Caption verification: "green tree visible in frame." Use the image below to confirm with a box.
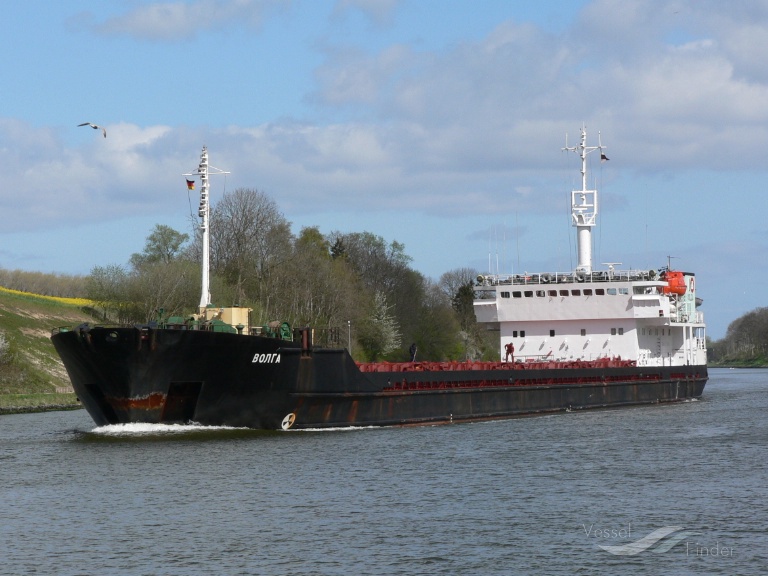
[268,227,363,334]
[295,226,330,258]
[130,224,189,267]
[330,237,347,260]
[88,224,200,324]
[409,278,462,361]
[711,306,768,364]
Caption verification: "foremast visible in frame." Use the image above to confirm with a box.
[563,126,607,274]
[184,147,229,311]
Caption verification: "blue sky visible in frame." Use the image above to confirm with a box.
[2,0,767,339]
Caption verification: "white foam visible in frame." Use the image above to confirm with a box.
[285,426,379,432]
[91,422,247,435]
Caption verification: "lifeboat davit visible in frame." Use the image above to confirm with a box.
[661,270,687,295]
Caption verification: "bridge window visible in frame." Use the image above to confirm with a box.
[513,291,522,298]
[571,289,581,296]
[501,291,510,298]
[596,289,605,295]
[583,289,593,296]
[559,289,569,296]
[607,288,617,295]
[550,329,556,337]
[524,291,533,297]
[536,290,546,297]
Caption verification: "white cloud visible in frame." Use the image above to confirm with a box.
[332,0,399,26]
[1,121,181,233]
[309,0,768,174]
[91,0,288,40]
[8,1,768,236]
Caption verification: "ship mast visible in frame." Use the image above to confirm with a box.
[563,126,606,274]
[183,147,229,311]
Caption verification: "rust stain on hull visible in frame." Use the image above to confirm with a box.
[108,393,167,411]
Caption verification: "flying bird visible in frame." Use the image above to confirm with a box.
[78,122,107,138]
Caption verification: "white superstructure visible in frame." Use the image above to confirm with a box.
[473,128,706,368]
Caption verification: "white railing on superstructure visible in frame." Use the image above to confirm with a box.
[476,268,660,286]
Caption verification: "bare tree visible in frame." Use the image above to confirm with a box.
[207,188,293,307]
[0,268,87,297]
[86,264,134,323]
[438,267,479,299]
[326,231,412,297]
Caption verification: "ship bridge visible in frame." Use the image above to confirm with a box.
[473,268,706,368]
[472,127,706,368]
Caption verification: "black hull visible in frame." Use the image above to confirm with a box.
[52,325,708,429]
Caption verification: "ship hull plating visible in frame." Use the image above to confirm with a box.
[52,325,708,429]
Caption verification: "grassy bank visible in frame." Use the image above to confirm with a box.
[0,286,96,413]
[0,393,81,414]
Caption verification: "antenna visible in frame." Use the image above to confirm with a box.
[183,146,230,310]
[666,255,678,271]
[515,210,520,273]
[488,227,492,274]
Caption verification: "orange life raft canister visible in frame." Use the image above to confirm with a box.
[661,270,687,295]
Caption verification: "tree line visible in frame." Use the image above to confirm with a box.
[3,190,767,365]
[82,187,497,362]
[708,307,768,365]
[0,269,87,297]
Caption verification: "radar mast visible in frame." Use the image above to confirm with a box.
[563,126,607,274]
[183,147,229,311]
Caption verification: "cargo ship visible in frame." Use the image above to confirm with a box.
[51,129,707,429]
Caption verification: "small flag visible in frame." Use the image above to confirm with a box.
[600,153,609,162]
[186,179,195,190]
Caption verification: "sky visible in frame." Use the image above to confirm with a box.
[2,0,768,339]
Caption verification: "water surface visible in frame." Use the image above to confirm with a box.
[1,368,765,575]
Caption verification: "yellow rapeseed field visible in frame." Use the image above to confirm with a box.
[0,285,94,307]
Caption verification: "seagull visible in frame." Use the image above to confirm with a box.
[78,122,107,138]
